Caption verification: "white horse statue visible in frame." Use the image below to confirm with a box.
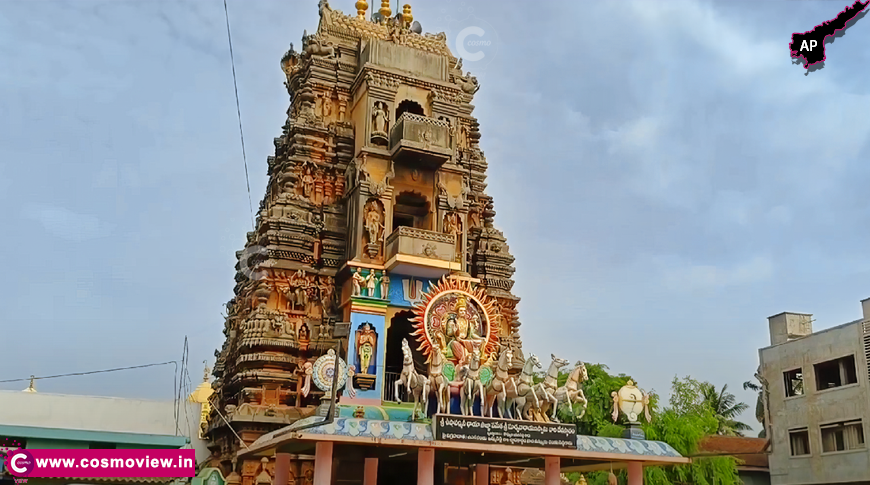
[427,340,450,414]
[553,362,589,420]
[459,349,485,416]
[484,347,517,418]
[395,338,429,418]
[532,354,568,422]
[508,353,542,420]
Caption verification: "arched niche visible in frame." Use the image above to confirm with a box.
[395,99,425,120]
[392,190,430,231]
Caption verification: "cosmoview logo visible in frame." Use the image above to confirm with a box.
[7,450,35,477]
[447,13,499,70]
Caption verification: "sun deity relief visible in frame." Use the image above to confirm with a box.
[411,276,500,366]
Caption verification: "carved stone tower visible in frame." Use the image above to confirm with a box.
[208,2,522,482]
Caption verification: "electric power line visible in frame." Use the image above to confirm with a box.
[0,361,177,384]
[222,0,255,230]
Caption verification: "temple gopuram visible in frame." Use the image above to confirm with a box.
[206,2,689,484]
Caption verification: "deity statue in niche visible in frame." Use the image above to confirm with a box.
[355,322,378,375]
[364,200,384,244]
[443,212,463,262]
[298,323,311,350]
[301,166,314,199]
[371,101,389,134]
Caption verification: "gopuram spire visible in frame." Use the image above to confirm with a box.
[207,0,523,479]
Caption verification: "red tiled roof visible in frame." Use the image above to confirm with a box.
[697,435,769,469]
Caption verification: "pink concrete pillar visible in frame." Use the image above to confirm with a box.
[314,442,333,485]
[417,448,435,485]
[544,456,560,485]
[363,457,378,485]
[627,462,643,485]
[274,453,291,485]
[475,464,489,485]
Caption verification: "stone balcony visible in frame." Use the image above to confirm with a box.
[384,226,461,278]
[389,113,452,167]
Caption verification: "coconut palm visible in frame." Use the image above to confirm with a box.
[744,371,768,438]
[700,382,751,436]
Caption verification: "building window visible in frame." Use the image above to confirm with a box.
[821,420,865,453]
[814,355,858,391]
[88,442,116,449]
[395,99,425,120]
[784,368,804,397]
[789,428,811,456]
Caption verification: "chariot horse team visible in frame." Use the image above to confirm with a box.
[391,338,588,422]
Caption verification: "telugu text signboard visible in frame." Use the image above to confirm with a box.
[433,414,577,449]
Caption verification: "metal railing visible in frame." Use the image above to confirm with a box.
[382,371,404,402]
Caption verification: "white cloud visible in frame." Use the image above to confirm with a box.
[659,255,774,290]
[22,205,112,242]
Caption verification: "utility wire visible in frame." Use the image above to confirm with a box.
[223,0,255,230]
[0,361,177,384]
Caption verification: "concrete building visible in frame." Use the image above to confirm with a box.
[759,297,870,485]
[0,389,209,485]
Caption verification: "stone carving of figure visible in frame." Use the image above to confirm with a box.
[372,101,388,134]
[302,166,314,198]
[459,125,469,148]
[444,212,463,261]
[324,97,333,117]
[356,323,377,374]
[351,268,364,296]
[444,297,486,363]
[611,391,620,422]
[298,323,311,344]
[334,169,345,198]
[314,170,324,205]
[364,202,384,244]
[365,270,377,297]
[319,279,334,313]
[380,274,390,300]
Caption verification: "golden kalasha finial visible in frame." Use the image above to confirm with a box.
[22,376,36,393]
[402,4,413,25]
[355,0,368,19]
[379,0,391,20]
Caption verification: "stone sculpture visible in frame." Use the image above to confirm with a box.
[364,270,377,297]
[355,323,377,374]
[351,268,364,296]
[427,340,450,414]
[484,346,517,419]
[507,353,542,421]
[531,354,568,422]
[459,349,485,416]
[395,338,429,418]
[380,273,390,300]
[612,380,651,424]
[553,362,589,420]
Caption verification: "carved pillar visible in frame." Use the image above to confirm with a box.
[628,462,643,485]
[363,458,378,485]
[313,442,333,485]
[417,448,435,485]
[474,464,488,485]
[274,453,291,485]
[544,457,560,485]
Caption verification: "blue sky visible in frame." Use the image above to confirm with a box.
[2,0,869,431]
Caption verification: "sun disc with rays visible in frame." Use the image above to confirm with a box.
[410,276,500,365]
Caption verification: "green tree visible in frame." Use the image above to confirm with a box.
[700,382,751,436]
[557,372,740,485]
